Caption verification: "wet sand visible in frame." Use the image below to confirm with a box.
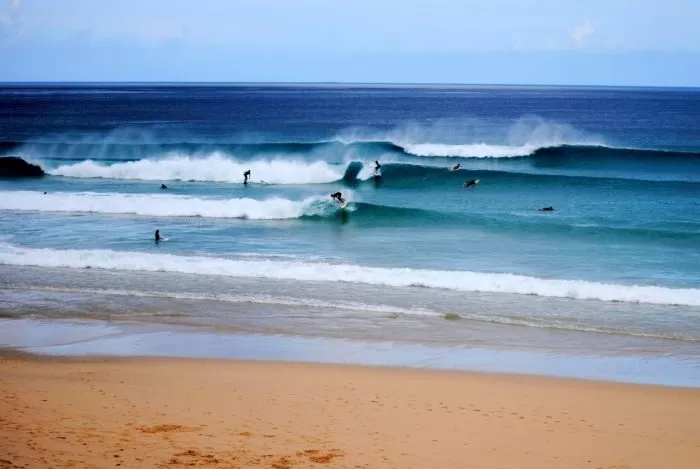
[1,355,699,469]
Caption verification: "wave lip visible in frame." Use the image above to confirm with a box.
[400,142,543,158]
[47,153,345,184]
[0,244,698,307]
[0,191,341,220]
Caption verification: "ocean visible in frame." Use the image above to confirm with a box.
[1,84,699,384]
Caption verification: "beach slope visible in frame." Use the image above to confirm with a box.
[1,356,699,469]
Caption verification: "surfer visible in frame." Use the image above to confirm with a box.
[463,179,478,188]
[243,170,251,185]
[538,206,555,212]
[160,184,168,190]
[155,229,163,243]
[374,160,382,175]
[451,163,462,171]
[330,192,346,205]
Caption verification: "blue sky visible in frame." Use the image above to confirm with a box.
[1,0,699,86]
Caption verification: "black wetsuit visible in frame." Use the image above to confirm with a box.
[155,230,162,242]
[243,170,251,184]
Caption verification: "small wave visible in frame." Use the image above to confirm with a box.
[0,243,698,306]
[21,285,435,317]
[47,153,345,184]
[0,191,344,220]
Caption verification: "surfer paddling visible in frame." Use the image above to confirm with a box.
[450,163,462,171]
[331,192,346,205]
[160,184,168,190]
[538,206,555,212]
[243,170,251,185]
[463,179,479,188]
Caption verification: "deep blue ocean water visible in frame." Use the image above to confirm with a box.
[1,84,699,350]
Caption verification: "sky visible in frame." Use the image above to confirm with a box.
[1,0,699,86]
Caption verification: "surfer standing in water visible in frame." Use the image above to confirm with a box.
[243,170,251,185]
[331,192,346,205]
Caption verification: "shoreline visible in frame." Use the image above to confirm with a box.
[2,318,700,388]
[2,354,699,469]
[3,350,699,392]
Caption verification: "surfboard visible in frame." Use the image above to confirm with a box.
[340,201,348,209]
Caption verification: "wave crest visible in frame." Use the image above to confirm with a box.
[401,142,542,158]
[48,153,345,184]
[0,191,344,220]
[0,244,697,306]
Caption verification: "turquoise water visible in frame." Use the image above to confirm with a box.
[0,84,699,352]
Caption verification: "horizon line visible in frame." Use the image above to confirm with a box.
[1,81,699,90]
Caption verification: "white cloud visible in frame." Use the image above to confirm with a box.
[11,0,20,9]
[571,20,594,45]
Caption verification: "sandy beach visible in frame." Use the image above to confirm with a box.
[1,355,699,469]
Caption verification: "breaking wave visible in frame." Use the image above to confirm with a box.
[0,243,698,307]
[0,191,344,220]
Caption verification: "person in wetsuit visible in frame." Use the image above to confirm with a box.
[538,206,555,212]
[160,184,168,190]
[243,170,251,185]
[331,192,346,204]
[155,229,163,242]
[451,163,462,171]
[374,160,382,176]
[463,179,478,188]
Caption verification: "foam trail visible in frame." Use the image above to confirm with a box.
[0,191,338,220]
[48,153,345,184]
[0,244,698,306]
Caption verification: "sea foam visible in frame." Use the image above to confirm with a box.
[0,191,340,220]
[0,243,697,306]
[48,153,344,184]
